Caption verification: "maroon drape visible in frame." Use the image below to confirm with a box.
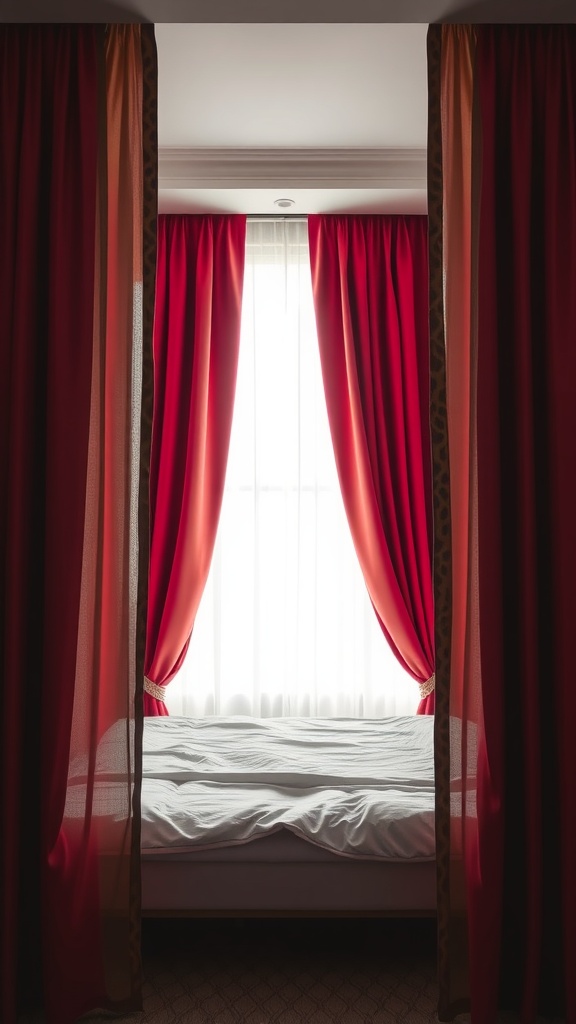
[1,25,154,1024]
[145,215,246,715]
[308,216,435,714]
[473,26,576,1023]
[0,28,100,1023]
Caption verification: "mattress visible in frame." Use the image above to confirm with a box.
[140,715,435,862]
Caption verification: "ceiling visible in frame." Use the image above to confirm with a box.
[156,23,428,215]
[8,1,576,215]
[8,0,576,21]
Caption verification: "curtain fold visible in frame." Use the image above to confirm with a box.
[308,215,435,714]
[144,215,246,716]
[0,25,156,1024]
[431,23,576,1024]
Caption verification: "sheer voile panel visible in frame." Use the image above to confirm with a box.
[0,25,156,1024]
[167,220,419,718]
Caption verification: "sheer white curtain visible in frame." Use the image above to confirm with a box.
[166,220,419,718]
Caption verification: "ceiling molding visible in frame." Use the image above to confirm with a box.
[159,147,427,191]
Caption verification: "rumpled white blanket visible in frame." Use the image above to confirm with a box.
[140,716,435,862]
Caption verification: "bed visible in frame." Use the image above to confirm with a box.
[139,715,436,917]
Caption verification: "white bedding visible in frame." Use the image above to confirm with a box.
[140,716,435,863]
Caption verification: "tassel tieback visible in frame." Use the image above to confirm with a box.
[418,673,435,699]
[144,676,167,702]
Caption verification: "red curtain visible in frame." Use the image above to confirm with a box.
[474,26,576,1022]
[430,24,576,1024]
[308,216,435,713]
[0,25,156,1024]
[145,215,246,715]
[0,27,98,1024]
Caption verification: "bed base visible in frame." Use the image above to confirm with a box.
[141,832,436,917]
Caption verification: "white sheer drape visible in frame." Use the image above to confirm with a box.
[166,220,419,718]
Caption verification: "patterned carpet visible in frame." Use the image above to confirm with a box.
[20,917,565,1023]
[101,917,439,1024]
[17,916,438,1024]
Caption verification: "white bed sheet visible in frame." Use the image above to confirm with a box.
[140,716,435,863]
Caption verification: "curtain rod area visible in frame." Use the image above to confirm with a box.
[246,215,308,223]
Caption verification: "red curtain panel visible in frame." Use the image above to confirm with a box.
[0,28,99,1023]
[308,215,435,713]
[0,25,155,1024]
[475,25,576,1023]
[144,215,246,715]
[431,23,576,1024]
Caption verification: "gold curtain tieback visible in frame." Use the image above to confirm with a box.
[418,673,435,699]
[144,676,167,702]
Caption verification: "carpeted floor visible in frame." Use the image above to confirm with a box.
[130,917,440,1024]
[19,917,566,1023]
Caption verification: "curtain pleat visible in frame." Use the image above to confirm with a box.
[308,215,435,713]
[0,25,156,1024]
[144,215,246,715]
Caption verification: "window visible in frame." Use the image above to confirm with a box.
[165,220,419,718]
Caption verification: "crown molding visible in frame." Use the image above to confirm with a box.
[158,147,427,191]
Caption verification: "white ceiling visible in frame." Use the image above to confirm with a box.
[156,23,428,214]
[157,25,428,150]
[9,2,576,215]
